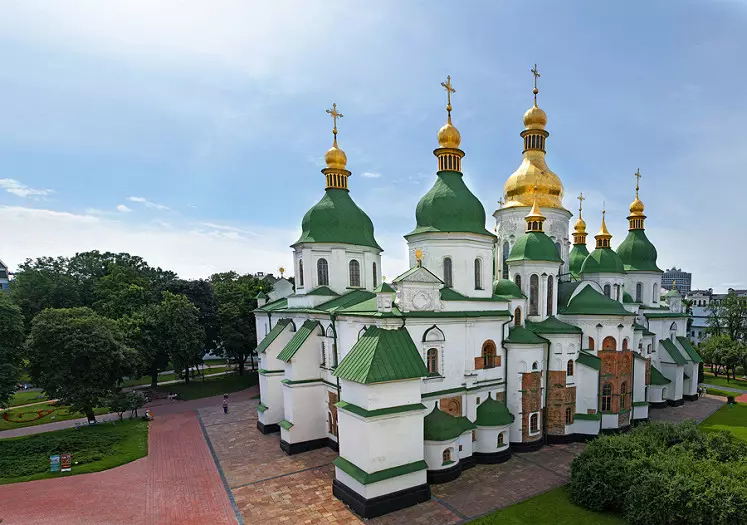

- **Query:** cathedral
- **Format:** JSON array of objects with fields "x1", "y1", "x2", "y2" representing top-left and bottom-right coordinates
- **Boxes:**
[{"x1": 253, "y1": 71, "x2": 702, "y2": 519}]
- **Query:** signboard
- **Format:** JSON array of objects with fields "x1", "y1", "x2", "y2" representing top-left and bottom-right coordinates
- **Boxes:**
[
  {"x1": 61, "y1": 453, "x2": 72, "y2": 472},
  {"x1": 50, "y1": 455, "x2": 60, "y2": 473}
]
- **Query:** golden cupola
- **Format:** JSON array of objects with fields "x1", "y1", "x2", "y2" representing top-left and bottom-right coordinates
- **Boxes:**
[
  {"x1": 434, "y1": 75, "x2": 465, "y2": 172},
  {"x1": 627, "y1": 168, "x2": 646, "y2": 230},
  {"x1": 573, "y1": 192, "x2": 588, "y2": 245},
  {"x1": 524, "y1": 186, "x2": 546, "y2": 232},
  {"x1": 595, "y1": 209, "x2": 613, "y2": 249},
  {"x1": 322, "y1": 103, "x2": 351, "y2": 189},
  {"x1": 503, "y1": 64, "x2": 565, "y2": 210}
]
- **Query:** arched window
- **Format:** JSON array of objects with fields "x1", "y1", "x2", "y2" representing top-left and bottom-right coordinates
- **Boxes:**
[
  {"x1": 317, "y1": 258, "x2": 329, "y2": 286},
  {"x1": 555, "y1": 241, "x2": 562, "y2": 261},
  {"x1": 372, "y1": 262, "x2": 377, "y2": 288},
  {"x1": 532, "y1": 361, "x2": 539, "y2": 371},
  {"x1": 622, "y1": 338, "x2": 629, "y2": 350},
  {"x1": 514, "y1": 274, "x2": 522, "y2": 290},
  {"x1": 443, "y1": 257, "x2": 453, "y2": 288},
  {"x1": 615, "y1": 284, "x2": 620, "y2": 301},
  {"x1": 588, "y1": 337, "x2": 595, "y2": 350},
  {"x1": 635, "y1": 282, "x2": 642, "y2": 303},
  {"x1": 620, "y1": 382, "x2": 627, "y2": 410},
  {"x1": 567, "y1": 359, "x2": 574, "y2": 376},
  {"x1": 604, "y1": 284, "x2": 611, "y2": 298},
  {"x1": 349, "y1": 260, "x2": 360, "y2": 287},
  {"x1": 530, "y1": 413, "x2": 539, "y2": 433},
  {"x1": 427, "y1": 348, "x2": 439, "y2": 375},
  {"x1": 529, "y1": 274, "x2": 539, "y2": 315},
  {"x1": 482, "y1": 340, "x2": 497, "y2": 369},
  {"x1": 321, "y1": 341, "x2": 326, "y2": 366},
  {"x1": 497, "y1": 432, "x2": 505, "y2": 446},
  {"x1": 601, "y1": 383, "x2": 613, "y2": 412},
  {"x1": 547, "y1": 276, "x2": 554, "y2": 316},
  {"x1": 565, "y1": 407, "x2": 573, "y2": 424},
  {"x1": 502, "y1": 241, "x2": 510, "y2": 279},
  {"x1": 442, "y1": 448, "x2": 452, "y2": 464},
  {"x1": 514, "y1": 307, "x2": 522, "y2": 326},
  {"x1": 602, "y1": 336, "x2": 616, "y2": 350},
  {"x1": 474, "y1": 258, "x2": 482, "y2": 290},
  {"x1": 298, "y1": 259, "x2": 304, "y2": 288},
  {"x1": 653, "y1": 283, "x2": 659, "y2": 304}
]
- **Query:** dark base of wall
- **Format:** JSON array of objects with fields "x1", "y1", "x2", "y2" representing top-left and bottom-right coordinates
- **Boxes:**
[
  {"x1": 546, "y1": 433, "x2": 594, "y2": 445},
  {"x1": 649, "y1": 401, "x2": 668, "y2": 409},
  {"x1": 280, "y1": 437, "x2": 328, "y2": 455},
  {"x1": 632, "y1": 418, "x2": 649, "y2": 426},
  {"x1": 333, "y1": 479, "x2": 430, "y2": 519},
  {"x1": 460, "y1": 455, "x2": 477, "y2": 470},
  {"x1": 683, "y1": 394, "x2": 699, "y2": 401},
  {"x1": 601, "y1": 425, "x2": 631, "y2": 435},
  {"x1": 257, "y1": 421, "x2": 279, "y2": 434},
  {"x1": 327, "y1": 438, "x2": 339, "y2": 452},
  {"x1": 511, "y1": 439, "x2": 543, "y2": 453},
  {"x1": 427, "y1": 461, "x2": 462, "y2": 484},
  {"x1": 474, "y1": 447, "x2": 512, "y2": 464},
  {"x1": 667, "y1": 398, "x2": 685, "y2": 407}
]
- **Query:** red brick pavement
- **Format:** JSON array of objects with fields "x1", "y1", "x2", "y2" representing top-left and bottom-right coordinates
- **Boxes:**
[
  {"x1": 0, "y1": 412, "x2": 238, "y2": 525},
  {"x1": 737, "y1": 394, "x2": 747, "y2": 403}
]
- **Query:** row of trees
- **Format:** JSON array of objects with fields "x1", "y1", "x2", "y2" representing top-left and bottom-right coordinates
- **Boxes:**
[
  {"x1": 0, "y1": 251, "x2": 273, "y2": 418},
  {"x1": 702, "y1": 291, "x2": 747, "y2": 380}
]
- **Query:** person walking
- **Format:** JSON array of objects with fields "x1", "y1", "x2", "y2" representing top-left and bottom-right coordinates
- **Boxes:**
[{"x1": 222, "y1": 393, "x2": 229, "y2": 414}]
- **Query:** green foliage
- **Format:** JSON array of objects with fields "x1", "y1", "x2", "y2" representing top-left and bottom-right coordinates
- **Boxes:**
[
  {"x1": 700, "y1": 334, "x2": 747, "y2": 380},
  {"x1": 152, "y1": 372, "x2": 257, "y2": 400},
  {"x1": 0, "y1": 418, "x2": 148, "y2": 484},
  {"x1": 163, "y1": 278, "x2": 220, "y2": 352},
  {"x1": 570, "y1": 421, "x2": 747, "y2": 524},
  {"x1": 0, "y1": 293, "x2": 26, "y2": 407},
  {"x1": 6, "y1": 390, "x2": 49, "y2": 407},
  {"x1": 152, "y1": 292, "x2": 205, "y2": 383},
  {"x1": 706, "y1": 291, "x2": 747, "y2": 341},
  {"x1": 27, "y1": 308, "x2": 136, "y2": 420}
]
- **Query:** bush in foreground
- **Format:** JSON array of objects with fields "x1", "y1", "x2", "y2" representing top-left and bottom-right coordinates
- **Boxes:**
[{"x1": 570, "y1": 421, "x2": 747, "y2": 524}]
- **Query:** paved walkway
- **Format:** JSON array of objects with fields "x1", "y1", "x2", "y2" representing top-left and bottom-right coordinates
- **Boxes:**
[{"x1": 702, "y1": 382, "x2": 747, "y2": 394}]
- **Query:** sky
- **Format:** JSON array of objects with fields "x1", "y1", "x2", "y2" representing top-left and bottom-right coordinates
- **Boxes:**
[{"x1": 0, "y1": 1, "x2": 744, "y2": 291}]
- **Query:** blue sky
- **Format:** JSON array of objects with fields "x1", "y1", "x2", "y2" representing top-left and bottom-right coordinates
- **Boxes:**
[{"x1": 0, "y1": 1, "x2": 744, "y2": 290}]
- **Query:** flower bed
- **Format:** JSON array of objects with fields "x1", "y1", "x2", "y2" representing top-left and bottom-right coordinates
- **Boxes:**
[{"x1": 3, "y1": 408, "x2": 54, "y2": 423}]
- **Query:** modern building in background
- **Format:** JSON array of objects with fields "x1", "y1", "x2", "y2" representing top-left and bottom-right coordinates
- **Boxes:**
[
  {"x1": 662, "y1": 267, "x2": 692, "y2": 294},
  {"x1": 0, "y1": 259, "x2": 10, "y2": 292}
]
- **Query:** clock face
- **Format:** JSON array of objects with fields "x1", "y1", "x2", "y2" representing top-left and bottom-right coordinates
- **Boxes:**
[{"x1": 412, "y1": 292, "x2": 431, "y2": 311}]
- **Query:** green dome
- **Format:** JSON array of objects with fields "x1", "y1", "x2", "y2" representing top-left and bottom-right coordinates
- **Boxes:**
[
  {"x1": 493, "y1": 278, "x2": 524, "y2": 298},
  {"x1": 475, "y1": 393, "x2": 514, "y2": 427},
  {"x1": 507, "y1": 232, "x2": 562, "y2": 263},
  {"x1": 424, "y1": 404, "x2": 467, "y2": 441},
  {"x1": 407, "y1": 171, "x2": 494, "y2": 237},
  {"x1": 616, "y1": 230, "x2": 662, "y2": 272},
  {"x1": 568, "y1": 244, "x2": 590, "y2": 278},
  {"x1": 295, "y1": 189, "x2": 381, "y2": 250},
  {"x1": 580, "y1": 247, "x2": 625, "y2": 274}
]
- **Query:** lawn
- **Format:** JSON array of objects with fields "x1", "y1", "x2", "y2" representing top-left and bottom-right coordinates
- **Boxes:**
[
  {"x1": 700, "y1": 402, "x2": 747, "y2": 442},
  {"x1": 705, "y1": 386, "x2": 741, "y2": 399},
  {"x1": 6, "y1": 390, "x2": 49, "y2": 408},
  {"x1": 0, "y1": 418, "x2": 148, "y2": 484},
  {"x1": 121, "y1": 365, "x2": 234, "y2": 387},
  {"x1": 469, "y1": 486, "x2": 624, "y2": 525},
  {"x1": 701, "y1": 372, "x2": 747, "y2": 392},
  {"x1": 152, "y1": 372, "x2": 258, "y2": 400},
  {"x1": 0, "y1": 402, "x2": 110, "y2": 431}
]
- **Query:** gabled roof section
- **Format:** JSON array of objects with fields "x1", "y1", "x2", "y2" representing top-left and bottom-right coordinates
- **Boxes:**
[
  {"x1": 576, "y1": 350, "x2": 601, "y2": 371},
  {"x1": 392, "y1": 265, "x2": 443, "y2": 285},
  {"x1": 317, "y1": 289, "x2": 376, "y2": 312},
  {"x1": 526, "y1": 316, "x2": 582, "y2": 334},
  {"x1": 633, "y1": 323, "x2": 657, "y2": 336},
  {"x1": 660, "y1": 338, "x2": 687, "y2": 366},
  {"x1": 257, "y1": 318, "x2": 292, "y2": 354},
  {"x1": 560, "y1": 285, "x2": 632, "y2": 316},
  {"x1": 676, "y1": 337, "x2": 703, "y2": 363},
  {"x1": 650, "y1": 365, "x2": 671, "y2": 385},
  {"x1": 336, "y1": 297, "x2": 403, "y2": 317},
  {"x1": 277, "y1": 320, "x2": 320, "y2": 362},
  {"x1": 505, "y1": 326, "x2": 548, "y2": 345},
  {"x1": 374, "y1": 282, "x2": 395, "y2": 293},
  {"x1": 255, "y1": 297, "x2": 288, "y2": 313},
  {"x1": 334, "y1": 326, "x2": 428, "y2": 384},
  {"x1": 306, "y1": 286, "x2": 340, "y2": 297}
]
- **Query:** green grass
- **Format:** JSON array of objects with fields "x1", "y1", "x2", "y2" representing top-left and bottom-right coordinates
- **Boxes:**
[
  {"x1": 701, "y1": 372, "x2": 747, "y2": 392},
  {"x1": 469, "y1": 486, "x2": 624, "y2": 525},
  {"x1": 700, "y1": 403, "x2": 747, "y2": 442},
  {"x1": 705, "y1": 387, "x2": 741, "y2": 399},
  {"x1": 120, "y1": 366, "x2": 235, "y2": 387},
  {"x1": 0, "y1": 418, "x2": 148, "y2": 484},
  {"x1": 0, "y1": 403, "x2": 110, "y2": 431},
  {"x1": 152, "y1": 372, "x2": 258, "y2": 400},
  {"x1": 6, "y1": 390, "x2": 49, "y2": 408}
]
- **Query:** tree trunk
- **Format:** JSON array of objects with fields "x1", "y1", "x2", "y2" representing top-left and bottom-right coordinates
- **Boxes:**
[
  {"x1": 151, "y1": 365, "x2": 159, "y2": 388},
  {"x1": 184, "y1": 366, "x2": 190, "y2": 384},
  {"x1": 85, "y1": 407, "x2": 96, "y2": 423},
  {"x1": 238, "y1": 358, "x2": 245, "y2": 376}
]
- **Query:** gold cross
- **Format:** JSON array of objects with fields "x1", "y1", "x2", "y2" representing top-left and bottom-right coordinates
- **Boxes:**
[
  {"x1": 531, "y1": 64, "x2": 541, "y2": 89},
  {"x1": 634, "y1": 168, "x2": 642, "y2": 197},
  {"x1": 441, "y1": 75, "x2": 455, "y2": 118},
  {"x1": 497, "y1": 197, "x2": 504, "y2": 209},
  {"x1": 326, "y1": 103, "x2": 343, "y2": 138},
  {"x1": 577, "y1": 192, "x2": 585, "y2": 213}
]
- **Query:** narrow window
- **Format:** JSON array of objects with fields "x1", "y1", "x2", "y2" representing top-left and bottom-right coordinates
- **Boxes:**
[
  {"x1": 620, "y1": 382, "x2": 627, "y2": 410},
  {"x1": 317, "y1": 258, "x2": 329, "y2": 286},
  {"x1": 497, "y1": 433, "x2": 504, "y2": 446},
  {"x1": 298, "y1": 259, "x2": 304, "y2": 287},
  {"x1": 622, "y1": 338, "x2": 629, "y2": 350},
  {"x1": 588, "y1": 337, "x2": 595, "y2": 350},
  {"x1": 567, "y1": 359, "x2": 574, "y2": 376},
  {"x1": 530, "y1": 275, "x2": 539, "y2": 315},
  {"x1": 372, "y1": 262, "x2": 377, "y2": 288},
  {"x1": 555, "y1": 242, "x2": 561, "y2": 260},
  {"x1": 514, "y1": 307, "x2": 522, "y2": 326},
  {"x1": 349, "y1": 260, "x2": 360, "y2": 287},
  {"x1": 601, "y1": 383, "x2": 613, "y2": 412},
  {"x1": 532, "y1": 361, "x2": 539, "y2": 371},
  {"x1": 530, "y1": 413, "x2": 539, "y2": 433},
  {"x1": 474, "y1": 258, "x2": 482, "y2": 290},
  {"x1": 653, "y1": 283, "x2": 659, "y2": 303},
  {"x1": 502, "y1": 241, "x2": 510, "y2": 279},
  {"x1": 514, "y1": 274, "x2": 522, "y2": 290},
  {"x1": 442, "y1": 449, "x2": 451, "y2": 464},
  {"x1": 604, "y1": 284, "x2": 611, "y2": 298},
  {"x1": 321, "y1": 341, "x2": 326, "y2": 366},
  {"x1": 565, "y1": 407, "x2": 573, "y2": 424},
  {"x1": 427, "y1": 348, "x2": 439, "y2": 375},
  {"x1": 443, "y1": 257, "x2": 453, "y2": 287},
  {"x1": 547, "y1": 276, "x2": 554, "y2": 316},
  {"x1": 482, "y1": 340, "x2": 497, "y2": 369},
  {"x1": 635, "y1": 282, "x2": 642, "y2": 302}
]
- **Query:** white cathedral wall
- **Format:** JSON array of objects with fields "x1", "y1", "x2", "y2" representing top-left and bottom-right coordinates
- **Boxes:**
[
  {"x1": 505, "y1": 342, "x2": 546, "y2": 441},
  {"x1": 624, "y1": 272, "x2": 663, "y2": 307},
  {"x1": 579, "y1": 273, "x2": 626, "y2": 303},
  {"x1": 341, "y1": 379, "x2": 422, "y2": 412},
  {"x1": 281, "y1": 381, "x2": 326, "y2": 444},
  {"x1": 558, "y1": 315, "x2": 633, "y2": 350},
  {"x1": 457, "y1": 432, "x2": 474, "y2": 459},
  {"x1": 283, "y1": 334, "x2": 322, "y2": 382},
  {"x1": 424, "y1": 439, "x2": 459, "y2": 471},
  {"x1": 508, "y1": 261, "x2": 562, "y2": 320},
  {"x1": 575, "y1": 364, "x2": 599, "y2": 416},
  {"x1": 475, "y1": 426, "x2": 510, "y2": 454},
  {"x1": 293, "y1": 243, "x2": 382, "y2": 296},
  {"x1": 659, "y1": 363, "x2": 684, "y2": 400},
  {"x1": 335, "y1": 468, "x2": 427, "y2": 500},
  {"x1": 648, "y1": 385, "x2": 665, "y2": 403},
  {"x1": 258, "y1": 372, "x2": 284, "y2": 426}
]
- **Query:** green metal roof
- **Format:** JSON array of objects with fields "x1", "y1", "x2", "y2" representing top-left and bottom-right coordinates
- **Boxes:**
[
  {"x1": 623, "y1": 291, "x2": 640, "y2": 304},
  {"x1": 492, "y1": 278, "x2": 525, "y2": 298},
  {"x1": 634, "y1": 323, "x2": 657, "y2": 336},
  {"x1": 334, "y1": 326, "x2": 428, "y2": 384},
  {"x1": 644, "y1": 312, "x2": 689, "y2": 319},
  {"x1": 505, "y1": 326, "x2": 548, "y2": 345},
  {"x1": 440, "y1": 287, "x2": 509, "y2": 302},
  {"x1": 526, "y1": 316, "x2": 582, "y2": 334},
  {"x1": 255, "y1": 297, "x2": 288, "y2": 313},
  {"x1": 676, "y1": 337, "x2": 703, "y2": 363},
  {"x1": 424, "y1": 404, "x2": 470, "y2": 441},
  {"x1": 475, "y1": 393, "x2": 514, "y2": 427},
  {"x1": 561, "y1": 285, "x2": 632, "y2": 316},
  {"x1": 650, "y1": 365, "x2": 671, "y2": 385},
  {"x1": 660, "y1": 338, "x2": 687, "y2": 366},
  {"x1": 256, "y1": 291, "x2": 268, "y2": 299},
  {"x1": 576, "y1": 350, "x2": 601, "y2": 371},
  {"x1": 506, "y1": 231, "x2": 562, "y2": 263},
  {"x1": 568, "y1": 244, "x2": 590, "y2": 279},
  {"x1": 277, "y1": 320, "x2": 320, "y2": 362},
  {"x1": 295, "y1": 188, "x2": 382, "y2": 250},
  {"x1": 374, "y1": 282, "x2": 395, "y2": 293},
  {"x1": 616, "y1": 229, "x2": 662, "y2": 272},
  {"x1": 306, "y1": 286, "x2": 340, "y2": 297},
  {"x1": 580, "y1": 247, "x2": 625, "y2": 274},
  {"x1": 391, "y1": 265, "x2": 443, "y2": 284},
  {"x1": 257, "y1": 318, "x2": 292, "y2": 354},
  {"x1": 407, "y1": 170, "x2": 495, "y2": 238},
  {"x1": 317, "y1": 289, "x2": 376, "y2": 312}
]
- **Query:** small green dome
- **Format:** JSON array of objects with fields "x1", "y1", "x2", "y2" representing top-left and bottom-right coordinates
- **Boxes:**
[
  {"x1": 295, "y1": 189, "x2": 381, "y2": 250},
  {"x1": 475, "y1": 393, "x2": 514, "y2": 427},
  {"x1": 493, "y1": 278, "x2": 524, "y2": 298},
  {"x1": 424, "y1": 404, "x2": 466, "y2": 441},
  {"x1": 623, "y1": 291, "x2": 637, "y2": 304},
  {"x1": 580, "y1": 247, "x2": 625, "y2": 274},
  {"x1": 408, "y1": 171, "x2": 494, "y2": 237},
  {"x1": 616, "y1": 229, "x2": 662, "y2": 272},
  {"x1": 507, "y1": 232, "x2": 562, "y2": 263},
  {"x1": 568, "y1": 244, "x2": 590, "y2": 278}
]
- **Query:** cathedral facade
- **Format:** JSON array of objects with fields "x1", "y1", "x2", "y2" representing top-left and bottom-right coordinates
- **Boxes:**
[{"x1": 253, "y1": 75, "x2": 702, "y2": 519}]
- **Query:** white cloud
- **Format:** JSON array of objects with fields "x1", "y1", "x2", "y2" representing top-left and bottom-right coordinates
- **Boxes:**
[
  {"x1": 361, "y1": 171, "x2": 382, "y2": 179},
  {"x1": 0, "y1": 178, "x2": 54, "y2": 199},
  {"x1": 116, "y1": 204, "x2": 132, "y2": 212},
  {"x1": 127, "y1": 196, "x2": 169, "y2": 211}
]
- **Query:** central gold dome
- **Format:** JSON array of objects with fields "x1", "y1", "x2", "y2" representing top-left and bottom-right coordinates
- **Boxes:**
[
  {"x1": 503, "y1": 154, "x2": 565, "y2": 209},
  {"x1": 325, "y1": 143, "x2": 347, "y2": 170}
]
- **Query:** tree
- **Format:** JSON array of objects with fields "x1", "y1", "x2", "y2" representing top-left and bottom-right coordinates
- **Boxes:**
[
  {"x1": 152, "y1": 292, "x2": 205, "y2": 384},
  {"x1": 120, "y1": 305, "x2": 169, "y2": 388},
  {"x1": 0, "y1": 293, "x2": 26, "y2": 407},
  {"x1": 93, "y1": 264, "x2": 152, "y2": 319},
  {"x1": 163, "y1": 279, "x2": 219, "y2": 353},
  {"x1": 706, "y1": 291, "x2": 747, "y2": 341},
  {"x1": 27, "y1": 308, "x2": 135, "y2": 422}
]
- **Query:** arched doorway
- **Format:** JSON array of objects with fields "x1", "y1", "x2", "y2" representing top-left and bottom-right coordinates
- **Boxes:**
[{"x1": 602, "y1": 336, "x2": 616, "y2": 350}]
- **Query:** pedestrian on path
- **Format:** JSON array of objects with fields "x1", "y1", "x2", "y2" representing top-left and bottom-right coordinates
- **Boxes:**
[{"x1": 222, "y1": 394, "x2": 229, "y2": 414}]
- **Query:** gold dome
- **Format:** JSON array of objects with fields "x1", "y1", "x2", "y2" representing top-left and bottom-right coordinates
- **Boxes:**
[
  {"x1": 503, "y1": 156, "x2": 565, "y2": 209},
  {"x1": 325, "y1": 142, "x2": 347, "y2": 170},
  {"x1": 438, "y1": 120, "x2": 461, "y2": 149},
  {"x1": 629, "y1": 196, "x2": 645, "y2": 216},
  {"x1": 597, "y1": 211, "x2": 611, "y2": 238},
  {"x1": 574, "y1": 215, "x2": 587, "y2": 233},
  {"x1": 523, "y1": 104, "x2": 547, "y2": 130}
]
